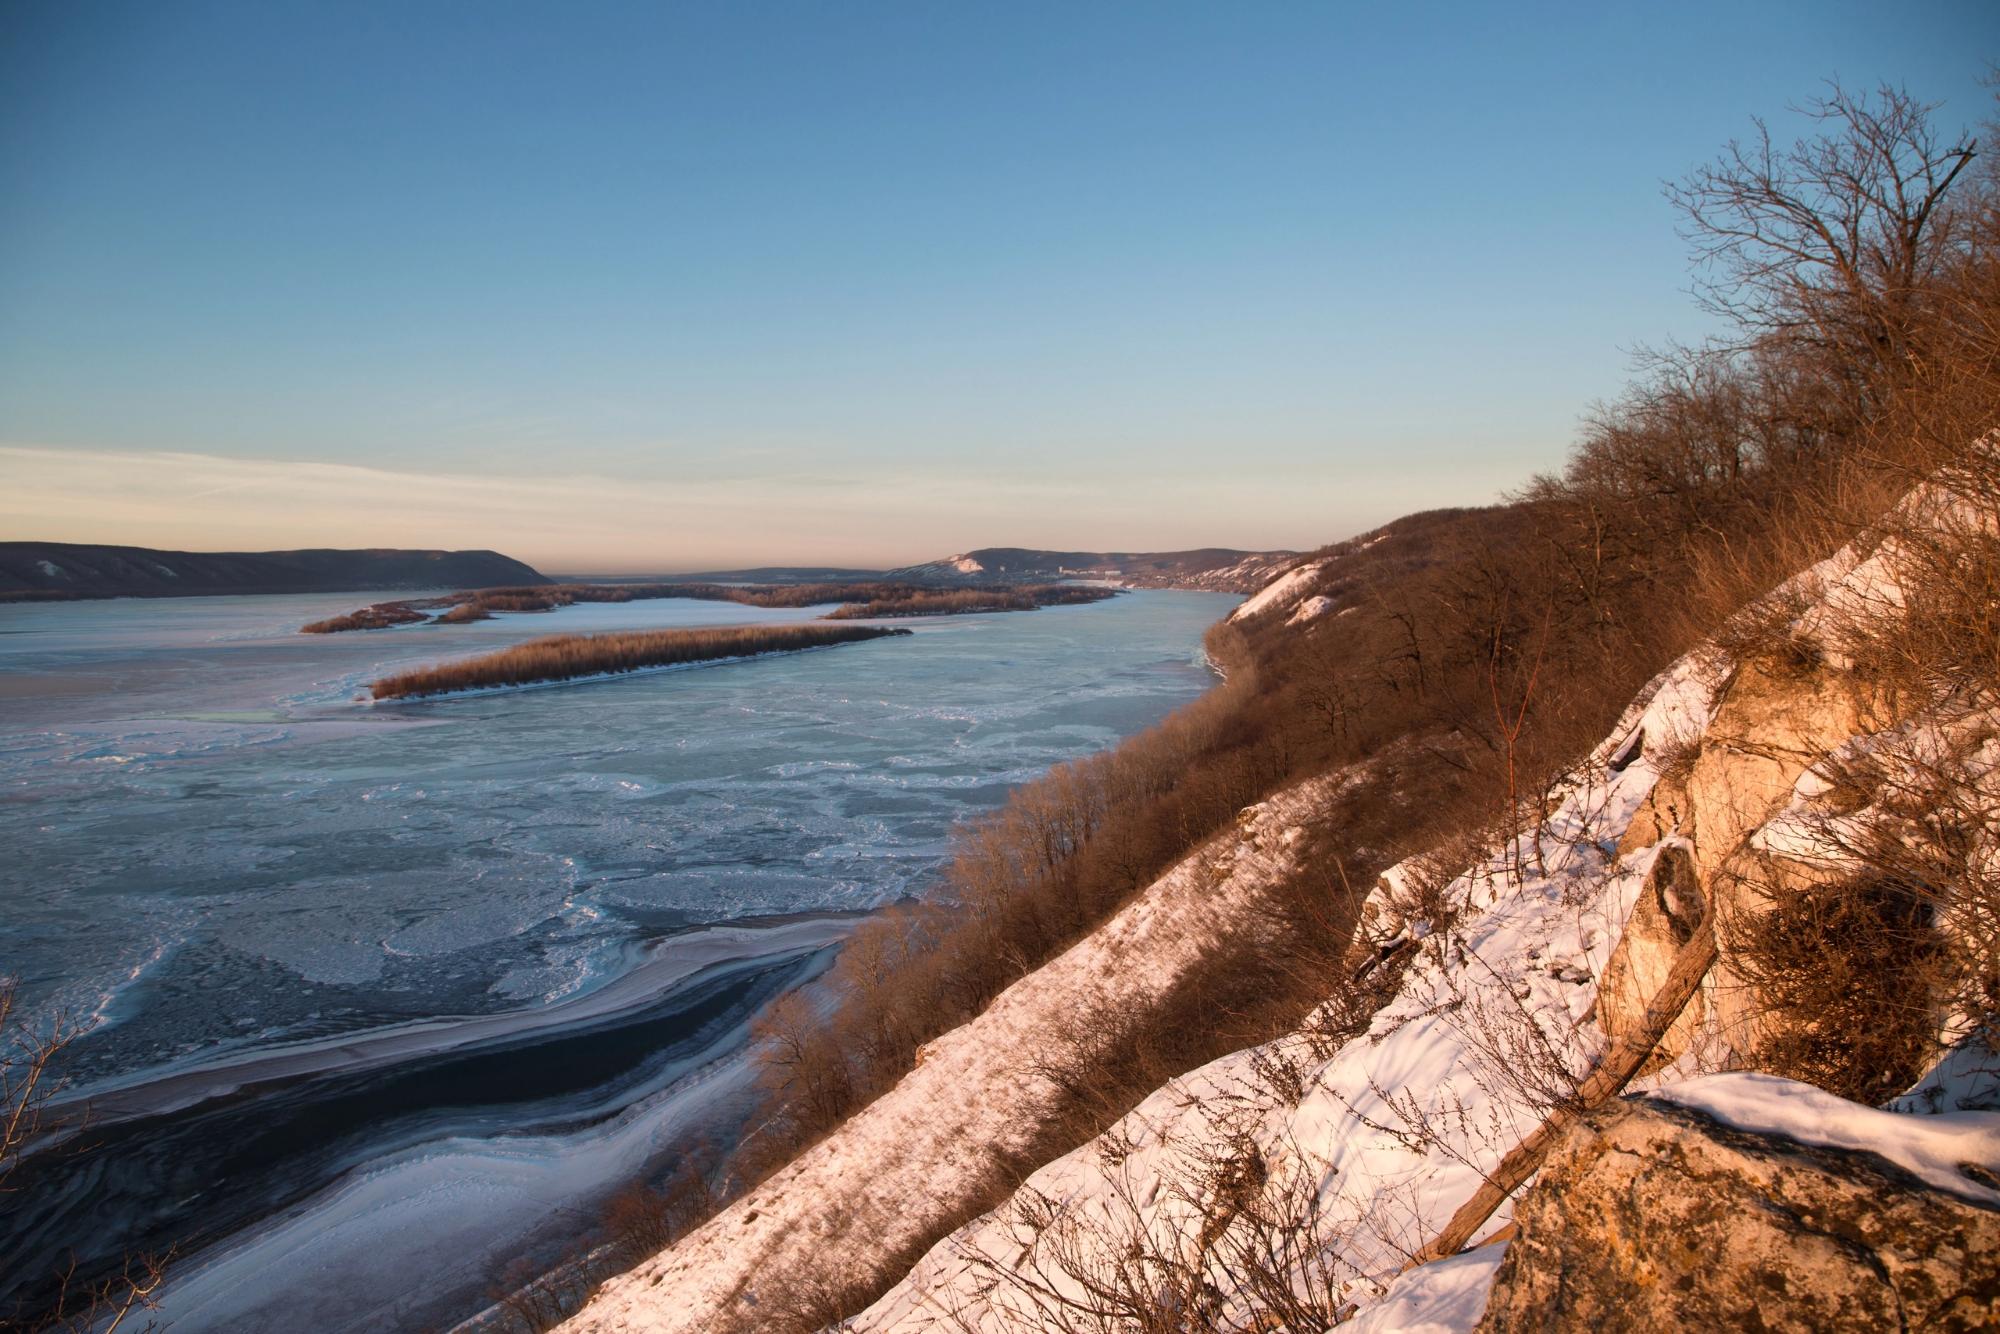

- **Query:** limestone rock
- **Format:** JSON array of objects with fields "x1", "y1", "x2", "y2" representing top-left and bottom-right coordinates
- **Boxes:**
[
  {"x1": 1683, "y1": 659, "x2": 1875, "y2": 886},
  {"x1": 1478, "y1": 1096, "x2": 2000, "y2": 1333},
  {"x1": 1676, "y1": 659, "x2": 1892, "y2": 1057},
  {"x1": 1614, "y1": 767, "x2": 1690, "y2": 858},
  {"x1": 1593, "y1": 844, "x2": 1706, "y2": 1068}
]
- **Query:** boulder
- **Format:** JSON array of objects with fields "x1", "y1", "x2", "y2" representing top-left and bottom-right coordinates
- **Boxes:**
[{"x1": 1478, "y1": 1095, "x2": 2000, "y2": 1332}]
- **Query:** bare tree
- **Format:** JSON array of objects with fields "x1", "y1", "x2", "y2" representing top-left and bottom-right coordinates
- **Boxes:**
[
  {"x1": 1669, "y1": 83, "x2": 1979, "y2": 387},
  {"x1": 0, "y1": 981, "x2": 76, "y2": 1200}
]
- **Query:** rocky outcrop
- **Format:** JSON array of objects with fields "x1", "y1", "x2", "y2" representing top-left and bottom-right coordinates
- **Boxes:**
[
  {"x1": 1681, "y1": 657, "x2": 1880, "y2": 884},
  {"x1": 1593, "y1": 843, "x2": 1707, "y2": 1068},
  {"x1": 1611, "y1": 648, "x2": 1903, "y2": 1060},
  {"x1": 1479, "y1": 1094, "x2": 2000, "y2": 1332},
  {"x1": 1612, "y1": 765, "x2": 1691, "y2": 859}
]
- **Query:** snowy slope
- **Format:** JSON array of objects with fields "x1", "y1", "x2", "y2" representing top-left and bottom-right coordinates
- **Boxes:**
[
  {"x1": 848, "y1": 652, "x2": 1728, "y2": 1330},
  {"x1": 1227, "y1": 561, "x2": 1325, "y2": 623},
  {"x1": 557, "y1": 777, "x2": 1344, "y2": 1334},
  {"x1": 850, "y1": 478, "x2": 2000, "y2": 1331},
  {"x1": 562, "y1": 475, "x2": 2000, "y2": 1333},
  {"x1": 1287, "y1": 594, "x2": 1339, "y2": 626}
]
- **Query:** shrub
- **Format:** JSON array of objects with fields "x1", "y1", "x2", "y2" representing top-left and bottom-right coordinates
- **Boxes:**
[{"x1": 299, "y1": 601, "x2": 430, "y2": 633}]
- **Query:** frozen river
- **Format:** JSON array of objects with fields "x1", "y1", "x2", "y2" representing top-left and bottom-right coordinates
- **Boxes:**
[{"x1": 0, "y1": 586, "x2": 1234, "y2": 1329}]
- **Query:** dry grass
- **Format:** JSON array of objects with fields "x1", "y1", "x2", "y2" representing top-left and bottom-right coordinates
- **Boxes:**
[
  {"x1": 433, "y1": 600, "x2": 492, "y2": 624},
  {"x1": 368, "y1": 623, "x2": 909, "y2": 699}
]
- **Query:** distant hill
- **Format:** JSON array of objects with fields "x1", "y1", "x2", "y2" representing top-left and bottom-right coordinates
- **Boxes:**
[
  {"x1": 0, "y1": 543, "x2": 550, "y2": 601},
  {"x1": 888, "y1": 547, "x2": 1297, "y2": 593},
  {"x1": 584, "y1": 566, "x2": 891, "y2": 585},
  {"x1": 568, "y1": 550, "x2": 1298, "y2": 594}
]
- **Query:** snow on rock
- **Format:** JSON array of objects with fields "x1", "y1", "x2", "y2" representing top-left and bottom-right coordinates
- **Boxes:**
[
  {"x1": 1654, "y1": 1072, "x2": 2000, "y2": 1204},
  {"x1": 1784, "y1": 467, "x2": 1997, "y2": 666},
  {"x1": 556, "y1": 776, "x2": 1344, "y2": 1334},
  {"x1": 949, "y1": 555, "x2": 985, "y2": 574},
  {"x1": 1343, "y1": 1243, "x2": 1508, "y2": 1334},
  {"x1": 36, "y1": 559, "x2": 64, "y2": 579},
  {"x1": 852, "y1": 654, "x2": 1727, "y2": 1331},
  {"x1": 1286, "y1": 594, "x2": 1337, "y2": 626},
  {"x1": 1228, "y1": 561, "x2": 1324, "y2": 623},
  {"x1": 1483, "y1": 1073, "x2": 2000, "y2": 1332},
  {"x1": 1749, "y1": 708, "x2": 1997, "y2": 873},
  {"x1": 1888, "y1": 1036, "x2": 2000, "y2": 1115}
]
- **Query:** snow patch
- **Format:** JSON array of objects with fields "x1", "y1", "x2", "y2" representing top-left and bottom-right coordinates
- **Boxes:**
[
  {"x1": 1887, "y1": 1036, "x2": 2000, "y2": 1115},
  {"x1": 851, "y1": 654, "x2": 1726, "y2": 1331},
  {"x1": 558, "y1": 776, "x2": 1345, "y2": 1334},
  {"x1": 1228, "y1": 561, "x2": 1323, "y2": 622},
  {"x1": 1654, "y1": 1072, "x2": 2000, "y2": 1204},
  {"x1": 1287, "y1": 594, "x2": 1337, "y2": 626},
  {"x1": 1343, "y1": 1243, "x2": 1507, "y2": 1334}
]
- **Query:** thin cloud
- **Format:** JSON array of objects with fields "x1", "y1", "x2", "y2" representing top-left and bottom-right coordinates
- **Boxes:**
[{"x1": 0, "y1": 443, "x2": 1455, "y2": 568}]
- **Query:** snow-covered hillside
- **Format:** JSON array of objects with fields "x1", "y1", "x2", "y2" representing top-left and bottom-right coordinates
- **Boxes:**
[
  {"x1": 850, "y1": 651, "x2": 1727, "y2": 1329},
  {"x1": 1227, "y1": 560, "x2": 1326, "y2": 622},
  {"x1": 845, "y1": 491, "x2": 2000, "y2": 1331},
  {"x1": 554, "y1": 481, "x2": 2000, "y2": 1334},
  {"x1": 557, "y1": 778, "x2": 1346, "y2": 1334}
]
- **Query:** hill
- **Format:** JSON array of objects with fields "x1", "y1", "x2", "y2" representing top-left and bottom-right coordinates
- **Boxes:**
[
  {"x1": 556, "y1": 466, "x2": 2000, "y2": 1334},
  {"x1": 566, "y1": 566, "x2": 887, "y2": 585},
  {"x1": 888, "y1": 547, "x2": 1296, "y2": 592},
  {"x1": 0, "y1": 543, "x2": 550, "y2": 601},
  {"x1": 566, "y1": 550, "x2": 1300, "y2": 594}
]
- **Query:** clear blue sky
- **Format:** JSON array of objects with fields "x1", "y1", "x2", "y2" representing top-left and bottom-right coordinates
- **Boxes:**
[{"x1": 2, "y1": 1, "x2": 1993, "y2": 570}]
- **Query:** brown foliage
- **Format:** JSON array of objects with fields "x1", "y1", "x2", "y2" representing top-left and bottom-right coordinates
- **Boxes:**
[
  {"x1": 1731, "y1": 869, "x2": 1946, "y2": 1104},
  {"x1": 368, "y1": 623, "x2": 909, "y2": 699},
  {"x1": 823, "y1": 585, "x2": 1116, "y2": 618},
  {"x1": 433, "y1": 600, "x2": 492, "y2": 624}
]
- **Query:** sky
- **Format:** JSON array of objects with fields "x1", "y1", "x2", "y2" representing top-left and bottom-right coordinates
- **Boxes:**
[{"x1": 2, "y1": 2, "x2": 1995, "y2": 572}]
